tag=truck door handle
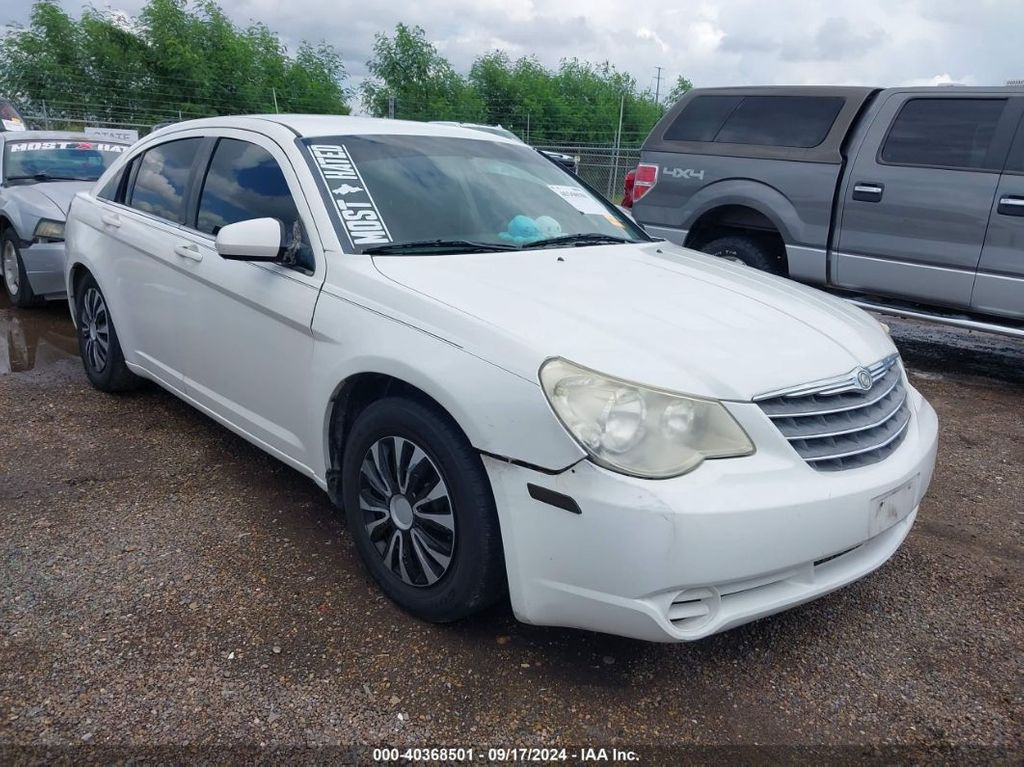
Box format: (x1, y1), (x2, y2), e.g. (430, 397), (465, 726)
(853, 183), (884, 203)
(100, 212), (121, 228)
(173, 243), (203, 262)
(997, 196), (1024, 216)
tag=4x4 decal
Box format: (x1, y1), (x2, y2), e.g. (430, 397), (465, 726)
(663, 167), (705, 181)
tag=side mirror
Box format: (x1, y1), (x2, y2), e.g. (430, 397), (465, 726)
(215, 217), (286, 262)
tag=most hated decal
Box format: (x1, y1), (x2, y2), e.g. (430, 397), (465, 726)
(308, 144), (392, 246)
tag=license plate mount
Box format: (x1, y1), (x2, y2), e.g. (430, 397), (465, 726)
(869, 475), (919, 537)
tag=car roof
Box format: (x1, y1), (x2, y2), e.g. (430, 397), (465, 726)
(151, 114), (523, 143)
(0, 130), (131, 144)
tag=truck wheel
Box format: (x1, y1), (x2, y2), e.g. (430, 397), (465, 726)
(2, 232), (42, 307)
(342, 397), (507, 623)
(701, 235), (782, 275)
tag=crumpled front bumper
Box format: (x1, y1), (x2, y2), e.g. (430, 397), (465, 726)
(484, 385), (938, 642)
(20, 240), (67, 298)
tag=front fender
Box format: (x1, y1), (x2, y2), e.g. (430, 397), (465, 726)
(309, 289), (586, 482)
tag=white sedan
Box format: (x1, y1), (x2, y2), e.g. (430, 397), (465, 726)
(64, 116), (938, 642)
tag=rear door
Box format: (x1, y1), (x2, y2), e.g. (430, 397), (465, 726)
(836, 93), (1019, 309)
(93, 136), (205, 388)
(172, 131), (326, 470)
(972, 111), (1024, 319)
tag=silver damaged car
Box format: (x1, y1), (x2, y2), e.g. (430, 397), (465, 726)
(1, 131), (129, 306)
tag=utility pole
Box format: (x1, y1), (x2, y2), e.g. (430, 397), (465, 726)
(272, 87), (279, 113)
(526, 112), (530, 144)
(388, 94), (396, 119)
(654, 66), (663, 105)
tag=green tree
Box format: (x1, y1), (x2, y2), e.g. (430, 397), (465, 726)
(0, 0), (350, 128)
(664, 76), (694, 106)
(361, 23), (481, 121)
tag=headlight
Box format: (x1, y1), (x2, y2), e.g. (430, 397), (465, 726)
(34, 219), (65, 241)
(539, 358), (754, 478)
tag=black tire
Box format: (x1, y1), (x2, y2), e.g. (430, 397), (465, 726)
(701, 234), (782, 274)
(74, 272), (140, 392)
(342, 397), (506, 622)
(2, 231), (43, 308)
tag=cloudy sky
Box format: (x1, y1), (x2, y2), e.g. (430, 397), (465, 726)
(4, 0), (1022, 106)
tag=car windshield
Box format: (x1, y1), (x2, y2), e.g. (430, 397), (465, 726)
(3, 140), (128, 183)
(304, 135), (649, 254)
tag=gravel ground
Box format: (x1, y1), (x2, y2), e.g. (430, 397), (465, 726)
(0, 296), (1021, 759)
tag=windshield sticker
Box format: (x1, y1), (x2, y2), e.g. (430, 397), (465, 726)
(308, 143), (392, 246)
(9, 141), (127, 153)
(547, 184), (608, 215)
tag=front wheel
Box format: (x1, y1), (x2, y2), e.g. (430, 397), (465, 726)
(341, 397), (506, 622)
(2, 232), (42, 307)
(74, 273), (140, 392)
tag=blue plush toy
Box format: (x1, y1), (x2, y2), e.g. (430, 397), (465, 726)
(498, 215), (562, 244)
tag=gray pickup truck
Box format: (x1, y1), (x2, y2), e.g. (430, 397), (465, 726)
(631, 86), (1024, 335)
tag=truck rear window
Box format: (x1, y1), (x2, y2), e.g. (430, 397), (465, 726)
(664, 95), (845, 148)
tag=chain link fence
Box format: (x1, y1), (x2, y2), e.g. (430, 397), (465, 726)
(536, 144), (640, 202)
(14, 110), (641, 202)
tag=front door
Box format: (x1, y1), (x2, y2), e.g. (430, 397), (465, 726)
(172, 132), (326, 470)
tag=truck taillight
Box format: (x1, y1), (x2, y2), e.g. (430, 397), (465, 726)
(633, 163), (658, 203)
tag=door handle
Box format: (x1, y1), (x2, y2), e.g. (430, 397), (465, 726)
(100, 212), (121, 228)
(173, 243), (203, 262)
(852, 182), (884, 203)
(997, 195), (1024, 217)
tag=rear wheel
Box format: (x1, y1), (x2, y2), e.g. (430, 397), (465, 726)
(342, 397), (506, 622)
(74, 273), (140, 392)
(701, 234), (782, 274)
(2, 232), (42, 307)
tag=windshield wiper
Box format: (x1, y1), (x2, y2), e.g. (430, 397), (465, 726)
(529, 233), (632, 249)
(363, 239), (519, 255)
(5, 173), (95, 183)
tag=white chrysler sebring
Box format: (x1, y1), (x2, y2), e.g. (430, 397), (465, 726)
(64, 116), (938, 642)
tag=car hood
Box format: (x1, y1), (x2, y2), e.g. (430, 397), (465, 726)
(371, 242), (897, 401)
(4, 181), (92, 218)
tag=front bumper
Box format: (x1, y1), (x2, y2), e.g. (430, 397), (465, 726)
(484, 385), (938, 642)
(20, 240), (67, 298)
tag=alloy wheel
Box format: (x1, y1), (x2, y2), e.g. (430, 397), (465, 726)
(2, 241), (19, 295)
(79, 287), (110, 372)
(358, 436), (456, 587)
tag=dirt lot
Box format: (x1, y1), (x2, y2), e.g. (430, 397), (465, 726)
(0, 294), (1021, 758)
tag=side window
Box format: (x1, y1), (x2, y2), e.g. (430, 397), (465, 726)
(196, 138), (314, 271)
(1006, 115), (1024, 173)
(664, 95), (844, 148)
(664, 95), (743, 142)
(97, 156), (136, 202)
(880, 98), (1007, 170)
(127, 138), (203, 222)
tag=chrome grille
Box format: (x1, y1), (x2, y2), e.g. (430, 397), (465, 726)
(756, 355), (910, 471)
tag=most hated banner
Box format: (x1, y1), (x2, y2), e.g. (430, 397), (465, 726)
(308, 143), (392, 246)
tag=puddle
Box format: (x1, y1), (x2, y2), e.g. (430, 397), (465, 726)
(0, 292), (79, 374)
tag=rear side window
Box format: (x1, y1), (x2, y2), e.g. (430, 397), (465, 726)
(196, 138), (314, 270)
(127, 138), (202, 222)
(664, 95), (845, 148)
(880, 98), (1006, 170)
(98, 155), (137, 202)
